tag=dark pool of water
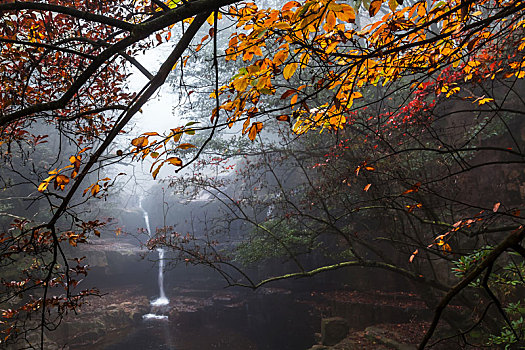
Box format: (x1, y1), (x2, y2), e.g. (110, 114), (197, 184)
(100, 291), (317, 350)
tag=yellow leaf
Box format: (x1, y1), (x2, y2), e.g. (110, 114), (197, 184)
(206, 12), (221, 25)
(38, 181), (50, 192)
(388, 0), (397, 12)
(283, 62), (298, 80)
(476, 97), (494, 105)
(233, 76), (249, 91)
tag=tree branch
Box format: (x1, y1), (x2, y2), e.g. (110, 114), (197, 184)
(418, 226), (525, 349)
(0, 2), (135, 31)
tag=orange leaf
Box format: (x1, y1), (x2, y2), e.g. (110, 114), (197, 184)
(167, 157), (183, 166)
(364, 184), (371, 192)
(91, 184), (100, 196)
(493, 202), (501, 213)
(131, 136), (148, 148)
(55, 175), (69, 185)
(402, 182), (421, 195)
(276, 115), (290, 122)
(369, 0), (383, 17)
(409, 249), (418, 263)
(248, 122), (263, 141)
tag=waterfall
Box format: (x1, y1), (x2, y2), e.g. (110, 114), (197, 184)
(151, 247), (169, 306)
(139, 199), (169, 320)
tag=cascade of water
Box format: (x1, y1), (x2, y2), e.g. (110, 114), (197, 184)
(151, 247), (169, 306)
(139, 198), (169, 319)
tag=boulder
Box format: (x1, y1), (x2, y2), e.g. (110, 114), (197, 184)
(308, 345), (331, 350)
(321, 317), (349, 346)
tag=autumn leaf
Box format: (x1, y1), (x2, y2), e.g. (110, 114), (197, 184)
(283, 63), (298, 80)
(363, 184), (372, 192)
(131, 136), (148, 148)
(409, 249), (418, 263)
(402, 182), (421, 195)
(493, 202), (501, 212)
(248, 122), (263, 141)
(54, 175), (70, 190)
(91, 184), (100, 196)
(167, 157), (183, 166)
(177, 143), (196, 150)
(388, 0), (398, 12)
(369, 0), (383, 17)
(276, 115), (290, 122)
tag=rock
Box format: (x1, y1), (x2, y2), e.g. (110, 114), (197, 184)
(314, 332), (322, 343)
(308, 345), (331, 350)
(321, 317), (349, 346)
(364, 326), (416, 350)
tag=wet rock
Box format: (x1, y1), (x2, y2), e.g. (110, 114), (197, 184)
(364, 326), (416, 350)
(321, 317), (349, 346)
(308, 345), (331, 350)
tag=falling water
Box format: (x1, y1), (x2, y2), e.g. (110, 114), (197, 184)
(151, 248), (169, 306)
(139, 199), (169, 320)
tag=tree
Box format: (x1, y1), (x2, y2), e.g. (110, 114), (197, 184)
(1, 0), (525, 348)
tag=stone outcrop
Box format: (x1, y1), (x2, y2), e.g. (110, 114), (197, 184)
(321, 317), (350, 346)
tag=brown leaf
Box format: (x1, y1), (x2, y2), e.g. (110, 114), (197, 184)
(177, 143), (196, 150)
(281, 89), (296, 100)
